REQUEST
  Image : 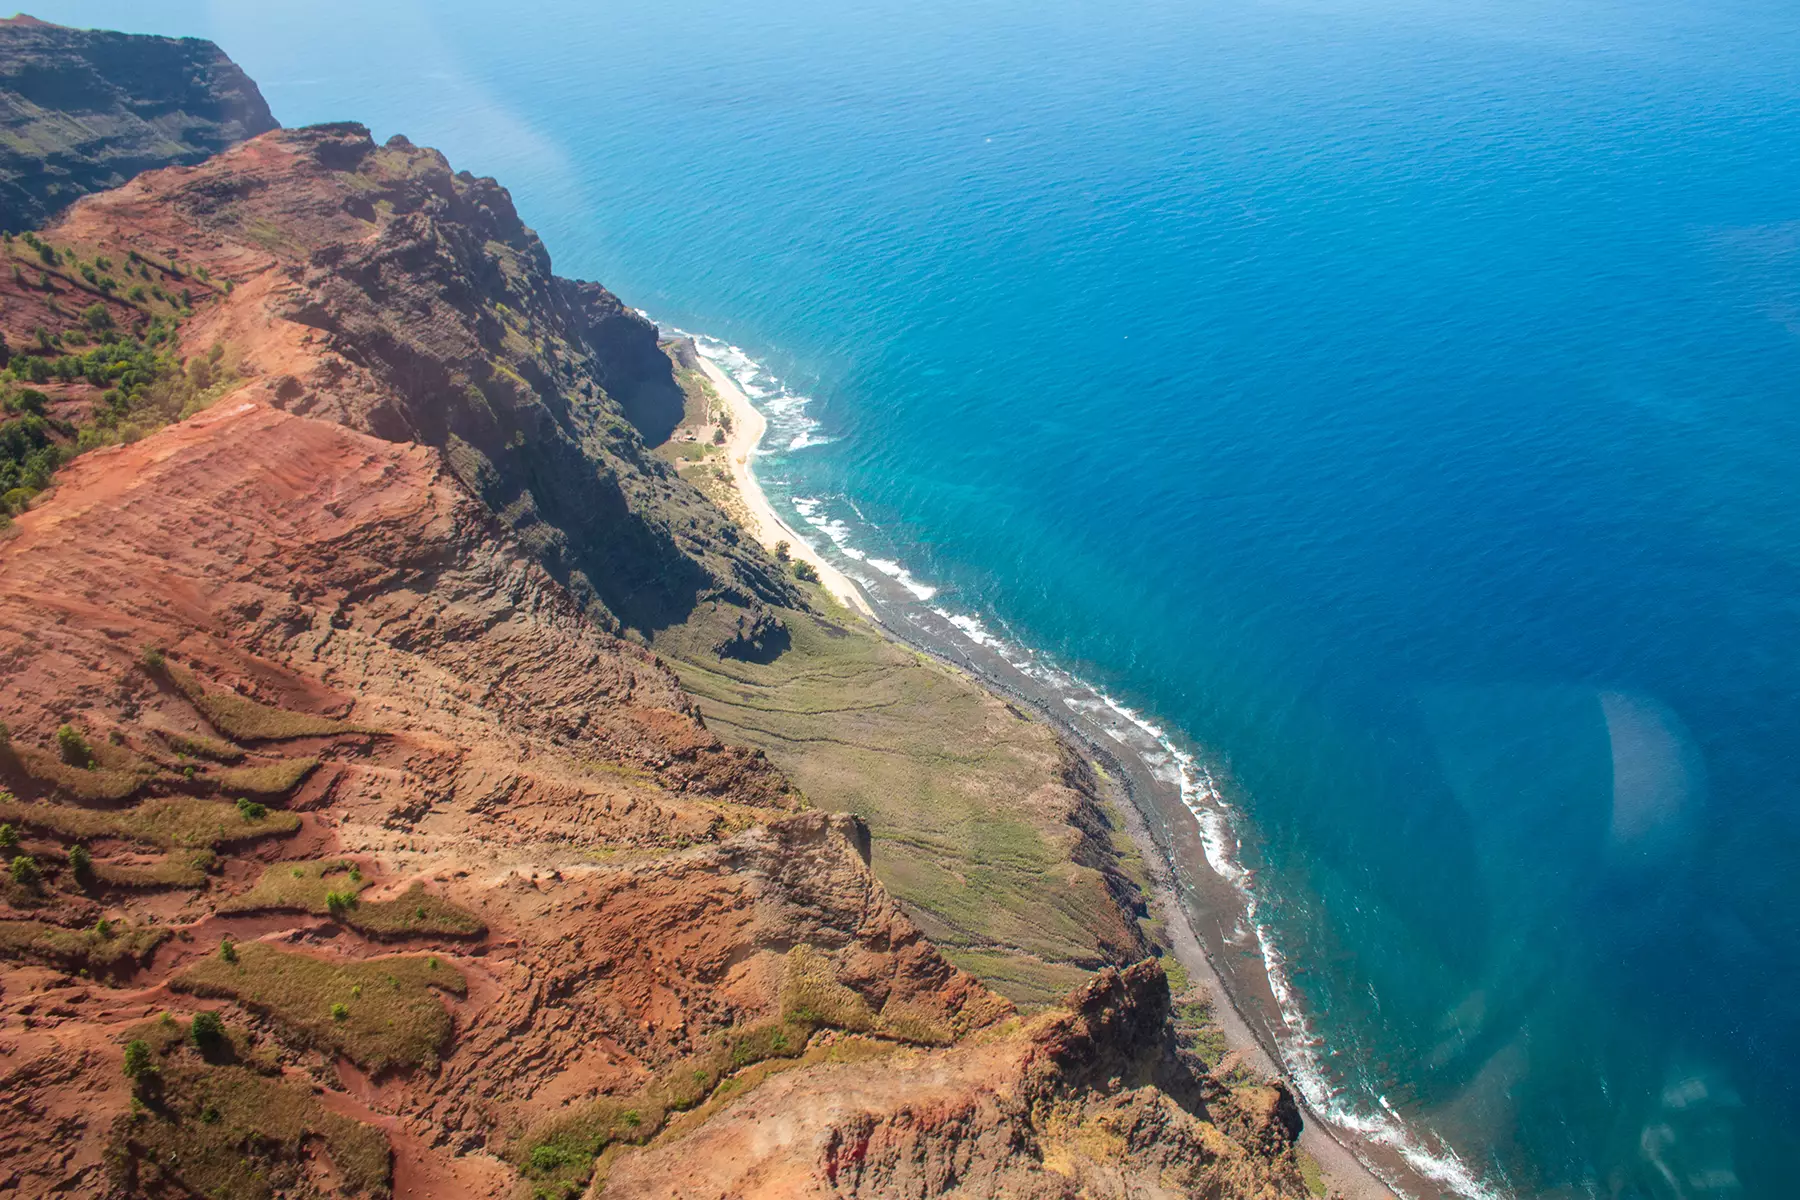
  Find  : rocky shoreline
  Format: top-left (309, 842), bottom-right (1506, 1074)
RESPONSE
top-left (693, 343), bottom-right (1425, 1200)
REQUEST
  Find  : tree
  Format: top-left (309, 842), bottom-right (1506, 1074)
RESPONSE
top-left (0, 824), bottom-right (16, 852)
top-left (122, 1038), bottom-right (154, 1080)
top-left (56, 724), bottom-right (93, 767)
top-left (67, 843), bottom-right (91, 877)
top-left (9, 855), bottom-right (39, 887)
top-left (81, 302), bottom-right (113, 332)
top-left (189, 1010), bottom-right (225, 1052)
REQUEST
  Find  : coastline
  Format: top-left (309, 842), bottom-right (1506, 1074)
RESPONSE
top-left (696, 355), bottom-right (874, 618)
top-left (682, 340), bottom-right (1417, 1200)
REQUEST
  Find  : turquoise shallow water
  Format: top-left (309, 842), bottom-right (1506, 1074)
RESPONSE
top-left (40, 0), bottom-right (1800, 1194)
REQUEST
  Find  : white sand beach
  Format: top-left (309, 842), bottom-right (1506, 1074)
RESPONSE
top-left (693, 354), bottom-right (874, 617)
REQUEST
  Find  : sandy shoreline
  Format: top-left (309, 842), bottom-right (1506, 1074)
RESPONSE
top-left (688, 343), bottom-right (1408, 1200)
top-left (695, 355), bottom-right (874, 617)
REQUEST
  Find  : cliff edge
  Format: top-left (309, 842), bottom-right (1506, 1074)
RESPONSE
top-left (0, 88), bottom-right (1319, 1199)
top-left (0, 16), bottom-right (278, 232)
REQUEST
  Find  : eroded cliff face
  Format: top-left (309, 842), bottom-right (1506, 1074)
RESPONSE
top-left (0, 122), bottom-right (1314, 1200)
top-left (48, 121), bottom-right (797, 633)
top-left (0, 16), bottom-right (278, 232)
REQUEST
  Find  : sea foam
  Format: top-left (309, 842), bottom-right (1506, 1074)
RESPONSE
top-left (662, 321), bottom-right (1507, 1200)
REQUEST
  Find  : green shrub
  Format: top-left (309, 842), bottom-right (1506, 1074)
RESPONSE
top-left (55, 724), bottom-right (93, 767)
top-left (0, 824), bottom-right (15, 852)
top-left (329, 1001), bottom-right (349, 1022)
top-left (189, 1010), bottom-right (225, 1050)
top-left (235, 797), bottom-right (268, 821)
top-left (529, 1145), bottom-right (569, 1172)
top-left (81, 303), bottom-right (112, 332)
top-left (66, 843), bottom-right (91, 876)
top-left (220, 937), bottom-right (237, 964)
top-left (793, 560), bottom-right (820, 583)
top-left (9, 854), bottom-right (39, 887)
top-left (122, 1038), bottom-right (154, 1079)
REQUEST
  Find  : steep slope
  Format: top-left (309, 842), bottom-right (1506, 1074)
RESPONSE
top-left (0, 15), bottom-right (277, 232)
top-left (45, 121), bottom-right (793, 634)
top-left (0, 374), bottom-right (1309, 1200)
top-left (0, 113), bottom-right (1318, 1199)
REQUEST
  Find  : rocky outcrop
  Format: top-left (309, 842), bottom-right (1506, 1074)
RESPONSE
top-left (605, 962), bottom-right (1310, 1200)
top-left (49, 121), bottom-right (800, 633)
top-left (0, 72), bottom-right (1312, 1198)
top-left (0, 15), bottom-right (277, 231)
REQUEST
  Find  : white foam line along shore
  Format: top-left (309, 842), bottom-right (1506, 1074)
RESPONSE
top-left (689, 349), bottom-right (874, 617)
top-left (678, 327), bottom-right (1505, 1200)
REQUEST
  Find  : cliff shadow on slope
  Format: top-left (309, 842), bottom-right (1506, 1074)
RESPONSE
top-left (41, 120), bottom-right (799, 638)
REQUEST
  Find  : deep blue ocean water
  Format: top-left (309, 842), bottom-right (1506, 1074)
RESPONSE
top-left (40, 0), bottom-right (1800, 1194)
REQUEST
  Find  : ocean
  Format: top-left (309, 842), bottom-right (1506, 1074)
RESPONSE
top-left (40, 0), bottom-right (1800, 1195)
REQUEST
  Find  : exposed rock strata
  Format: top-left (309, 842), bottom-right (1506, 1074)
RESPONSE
top-left (0, 119), bottom-right (1314, 1199)
top-left (50, 122), bottom-right (796, 632)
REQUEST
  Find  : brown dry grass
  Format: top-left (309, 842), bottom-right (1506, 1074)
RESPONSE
top-left (171, 942), bottom-right (465, 1074)
top-left (113, 1014), bottom-right (391, 1198)
top-left (0, 917), bottom-right (168, 974)
top-left (0, 795), bottom-right (299, 849)
top-left (217, 859), bottom-right (365, 914)
top-left (210, 757), bottom-right (318, 798)
top-left (158, 661), bottom-right (359, 741)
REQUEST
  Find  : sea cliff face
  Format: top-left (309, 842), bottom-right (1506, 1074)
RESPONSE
top-left (0, 16), bottom-right (278, 232)
top-left (0, 53), bottom-right (1316, 1200)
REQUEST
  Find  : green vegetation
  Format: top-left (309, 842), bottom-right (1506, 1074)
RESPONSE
top-left (339, 882), bottom-right (487, 941)
top-left (655, 601), bottom-right (1144, 1005)
top-left (188, 1009), bottom-right (225, 1052)
top-left (652, 438), bottom-right (719, 465)
top-left (1300, 1150), bottom-right (1329, 1198)
top-left (1170, 982), bottom-right (1228, 1069)
top-left (0, 917), bottom-right (168, 974)
top-left (110, 1015), bottom-right (390, 1199)
top-left (0, 794), bottom-right (299, 850)
top-left (792, 559), bottom-right (820, 584)
top-left (55, 723), bottom-right (92, 766)
top-left (171, 941), bottom-right (465, 1073)
top-left (0, 313), bottom-right (234, 500)
top-left (9, 853), bottom-right (39, 887)
top-left (519, 1015), bottom-right (815, 1198)
top-left (122, 1037), bottom-right (155, 1080)
top-left (519, 944), bottom-right (984, 1196)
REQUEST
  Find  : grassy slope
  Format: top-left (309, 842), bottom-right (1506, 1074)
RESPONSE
top-left (655, 596), bottom-right (1148, 1006)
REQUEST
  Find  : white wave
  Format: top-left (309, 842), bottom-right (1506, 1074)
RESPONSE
top-left (867, 558), bottom-right (938, 600)
top-left (930, 607), bottom-right (999, 647)
top-left (657, 317), bottom-right (1507, 1200)
top-left (790, 496), bottom-right (867, 560)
